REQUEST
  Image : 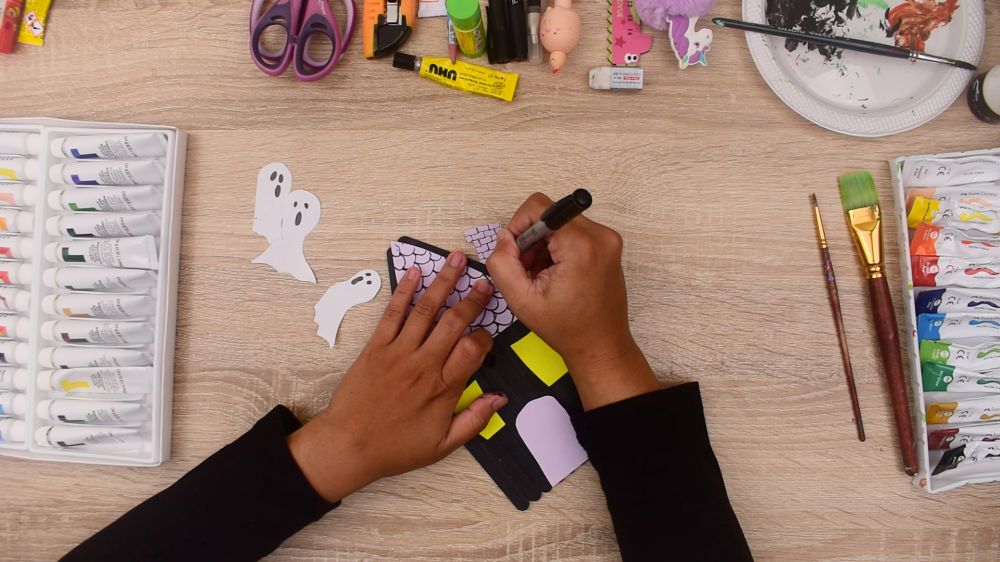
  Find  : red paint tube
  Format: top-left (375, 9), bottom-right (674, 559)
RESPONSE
top-left (0, 0), bottom-right (24, 54)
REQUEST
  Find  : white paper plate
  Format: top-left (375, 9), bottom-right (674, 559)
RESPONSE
top-left (742, 0), bottom-right (985, 137)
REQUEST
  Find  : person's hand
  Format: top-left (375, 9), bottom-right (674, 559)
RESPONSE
top-left (289, 252), bottom-right (508, 503)
top-left (487, 193), bottom-right (660, 411)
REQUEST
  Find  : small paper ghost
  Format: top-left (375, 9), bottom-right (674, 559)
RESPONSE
top-left (254, 162), bottom-right (292, 245)
top-left (252, 189), bottom-right (321, 283)
top-left (314, 269), bottom-right (382, 347)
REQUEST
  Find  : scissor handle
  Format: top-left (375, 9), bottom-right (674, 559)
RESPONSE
top-left (250, 0), bottom-right (297, 76)
top-left (293, 0), bottom-right (355, 81)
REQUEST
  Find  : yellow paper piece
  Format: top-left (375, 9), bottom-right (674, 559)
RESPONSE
top-left (454, 380), bottom-right (506, 439)
top-left (511, 332), bottom-right (568, 386)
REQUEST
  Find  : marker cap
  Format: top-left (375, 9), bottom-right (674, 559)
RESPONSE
top-left (12, 318), bottom-right (29, 340)
top-left (14, 343), bottom-right (30, 366)
top-left (49, 137), bottom-right (67, 158)
top-left (38, 347), bottom-right (57, 369)
top-left (45, 216), bottom-right (61, 237)
top-left (12, 368), bottom-right (27, 390)
top-left (0, 418), bottom-right (25, 443)
top-left (0, 391), bottom-right (26, 416)
top-left (13, 211), bottom-right (33, 233)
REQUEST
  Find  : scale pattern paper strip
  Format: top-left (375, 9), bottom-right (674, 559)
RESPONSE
top-left (388, 238), bottom-right (515, 337)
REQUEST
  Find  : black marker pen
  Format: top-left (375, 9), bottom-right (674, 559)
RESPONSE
top-left (516, 189), bottom-right (592, 252)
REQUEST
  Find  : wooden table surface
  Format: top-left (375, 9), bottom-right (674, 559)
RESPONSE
top-left (1, 1), bottom-right (999, 560)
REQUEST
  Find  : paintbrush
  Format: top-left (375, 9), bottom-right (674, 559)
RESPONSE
top-left (713, 17), bottom-right (977, 72)
top-left (838, 172), bottom-right (917, 475)
top-left (811, 194), bottom-right (865, 442)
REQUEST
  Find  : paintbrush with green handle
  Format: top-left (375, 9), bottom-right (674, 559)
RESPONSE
top-left (838, 171), bottom-right (917, 475)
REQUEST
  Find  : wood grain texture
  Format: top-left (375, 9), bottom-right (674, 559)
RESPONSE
top-left (1, 1), bottom-right (999, 560)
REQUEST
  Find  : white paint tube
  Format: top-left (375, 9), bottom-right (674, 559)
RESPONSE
top-left (0, 287), bottom-right (30, 312)
top-left (42, 293), bottom-right (154, 319)
top-left (0, 313), bottom-right (30, 339)
top-left (36, 399), bottom-right (149, 426)
top-left (47, 212), bottom-right (161, 238)
top-left (37, 366), bottom-right (153, 396)
top-left (0, 156), bottom-right (38, 181)
top-left (51, 133), bottom-right (168, 160)
top-left (45, 236), bottom-right (158, 270)
top-left (0, 132), bottom-right (40, 156)
top-left (48, 159), bottom-right (164, 186)
top-left (35, 425), bottom-right (143, 451)
top-left (0, 209), bottom-right (34, 233)
top-left (43, 267), bottom-right (157, 292)
top-left (0, 342), bottom-right (29, 365)
top-left (902, 155), bottom-right (1000, 188)
top-left (0, 184), bottom-right (36, 206)
top-left (0, 234), bottom-right (32, 259)
top-left (38, 346), bottom-right (152, 369)
top-left (0, 263), bottom-right (31, 286)
top-left (0, 418), bottom-right (25, 443)
top-left (0, 390), bottom-right (26, 416)
top-left (47, 185), bottom-right (162, 212)
top-left (0, 367), bottom-right (27, 390)
top-left (42, 320), bottom-right (153, 345)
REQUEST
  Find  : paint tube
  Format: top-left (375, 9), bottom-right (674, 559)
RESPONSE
top-left (36, 399), bottom-right (149, 426)
top-left (923, 362), bottom-right (1000, 393)
top-left (0, 184), bottom-right (36, 207)
top-left (911, 223), bottom-right (1000, 259)
top-left (0, 391), bottom-right (26, 416)
top-left (932, 441), bottom-right (1000, 475)
top-left (43, 267), bottom-right (157, 292)
top-left (48, 159), bottom-right (165, 186)
top-left (42, 293), bottom-right (154, 319)
top-left (0, 288), bottom-right (28, 314)
top-left (921, 339), bottom-right (1000, 370)
top-left (911, 256), bottom-right (1000, 288)
top-left (917, 288), bottom-right (1000, 314)
top-left (37, 366), bottom-right (153, 396)
top-left (38, 346), bottom-right (152, 369)
top-left (0, 367), bottom-right (27, 390)
top-left (47, 212), bottom-right (161, 238)
top-left (928, 395), bottom-right (1000, 424)
top-left (45, 236), bottom-right (159, 270)
top-left (0, 314), bottom-right (29, 339)
top-left (902, 155), bottom-right (1000, 189)
top-left (42, 320), bottom-right (153, 345)
top-left (0, 132), bottom-right (40, 156)
top-left (907, 196), bottom-right (1000, 234)
top-left (905, 183), bottom-right (1000, 212)
top-left (928, 422), bottom-right (1000, 450)
top-left (34, 425), bottom-right (143, 452)
top-left (51, 133), bottom-right (168, 160)
top-left (0, 156), bottom-right (38, 181)
top-left (0, 209), bottom-right (34, 233)
top-left (0, 263), bottom-right (31, 286)
top-left (0, 234), bottom-right (32, 260)
top-left (917, 313), bottom-right (1000, 340)
top-left (47, 185), bottom-right (162, 212)
top-left (0, 418), bottom-right (25, 443)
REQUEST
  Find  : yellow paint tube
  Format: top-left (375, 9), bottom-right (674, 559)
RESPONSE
top-left (391, 52), bottom-right (518, 102)
top-left (17, 0), bottom-right (51, 46)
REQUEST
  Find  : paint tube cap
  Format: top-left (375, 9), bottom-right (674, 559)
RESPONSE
top-left (15, 238), bottom-right (33, 260)
top-left (43, 242), bottom-right (59, 264)
top-left (0, 418), bottom-right (25, 443)
top-left (24, 134), bottom-right (40, 156)
top-left (38, 347), bottom-right (56, 369)
top-left (41, 294), bottom-right (58, 315)
top-left (0, 392), bottom-right (26, 416)
top-left (45, 217), bottom-right (61, 237)
top-left (36, 370), bottom-right (54, 391)
top-left (49, 137), bottom-right (67, 158)
top-left (35, 399), bottom-right (55, 421)
top-left (13, 211), bottom-right (33, 233)
top-left (40, 321), bottom-right (58, 343)
top-left (11, 369), bottom-right (27, 391)
top-left (2, 264), bottom-right (32, 286)
top-left (48, 163), bottom-right (66, 185)
top-left (7, 290), bottom-right (29, 313)
top-left (14, 343), bottom-right (29, 366)
top-left (47, 190), bottom-right (64, 211)
top-left (42, 269), bottom-right (58, 289)
top-left (13, 318), bottom-right (29, 340)
top-left (22, 159), bottom-right (38, 181)
top-left (392, 52), bottom-right (418, 71)
top-left (35, 426), bottom-right (53, 447)
top-left (22, 185), bottom-right (36, 206)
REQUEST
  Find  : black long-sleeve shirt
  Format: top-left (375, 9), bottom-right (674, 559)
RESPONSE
top-left (64, 382), bottom-right (752, 561)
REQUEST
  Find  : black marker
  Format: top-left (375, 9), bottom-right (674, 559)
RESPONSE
top-left (516, 189), bottom-right (592, 252)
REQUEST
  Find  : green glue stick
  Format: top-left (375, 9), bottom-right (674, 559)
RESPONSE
top-left (446, 0), bottom-right (486, 58)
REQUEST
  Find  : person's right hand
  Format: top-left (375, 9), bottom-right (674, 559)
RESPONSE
top-left (487, 193), bottom-right (661, 410)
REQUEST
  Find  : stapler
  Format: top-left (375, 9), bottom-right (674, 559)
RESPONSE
top-left (363, 0), bottom-right (417, 58)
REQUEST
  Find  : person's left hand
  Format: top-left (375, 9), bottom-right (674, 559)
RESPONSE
top-left (288, 251), bottom-right (508, 503)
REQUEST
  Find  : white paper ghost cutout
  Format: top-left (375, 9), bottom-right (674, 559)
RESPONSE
top-left (252, 189), bottom-right (321, 283)
top-left (254, 162), bottom-right (292, 245)
top-left (314, 269), bottom-right (382, 347)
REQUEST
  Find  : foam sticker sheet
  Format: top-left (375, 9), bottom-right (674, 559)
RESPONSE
top-left (387, 237), bottom-right (514, 337)
top-left (251, 163), bottom-right (320, 283)
top-left (385, 237), bottom-right (587, 510)
top-left (464, 223), bottom-right (501, 262)
top-left (314, 269), bottom-right (382, 347)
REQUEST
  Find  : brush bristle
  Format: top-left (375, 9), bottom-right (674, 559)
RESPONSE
top-left (837, 171), bottom-right (879, 212)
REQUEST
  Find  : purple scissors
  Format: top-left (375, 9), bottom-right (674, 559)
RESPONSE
top-left (250, 0), bottom-right (356, 82)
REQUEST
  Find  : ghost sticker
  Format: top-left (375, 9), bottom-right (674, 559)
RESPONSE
top-left (253, 162), bottom-right (292, 244)
top-left (314, 269), bottom-right (382, 347)
top-left (252, 189), bottom-right (321, 283)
